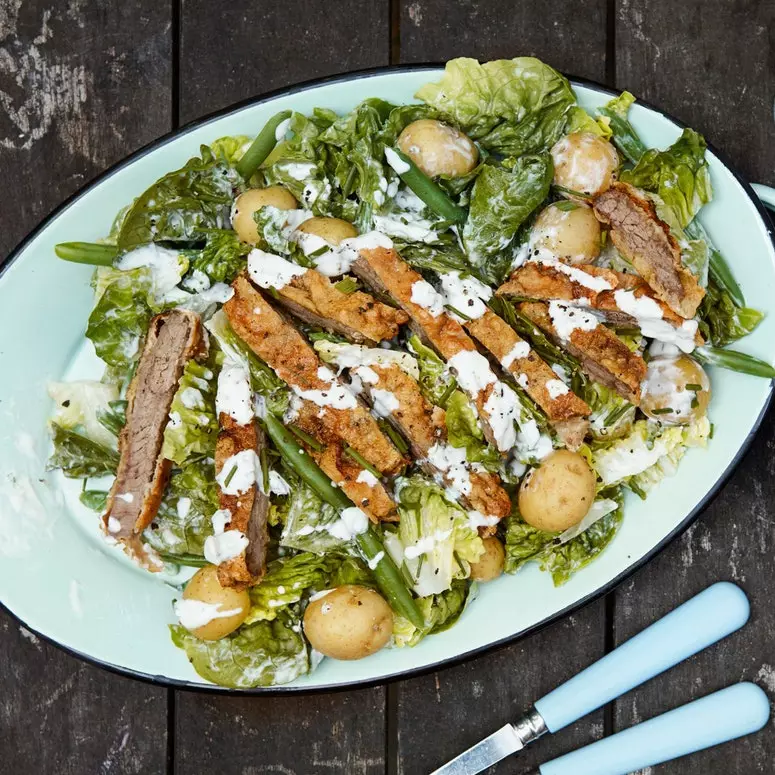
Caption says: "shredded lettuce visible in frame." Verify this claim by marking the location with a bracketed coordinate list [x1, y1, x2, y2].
[161, 358, 218, 466]
[416, 57, 576, 156]
[170, 609, 309, 688]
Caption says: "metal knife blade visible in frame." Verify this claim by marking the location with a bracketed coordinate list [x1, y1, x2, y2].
[429, 723, 523, 775]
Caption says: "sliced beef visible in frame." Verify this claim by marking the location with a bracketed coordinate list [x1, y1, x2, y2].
[519, 301, 647, 404]
[276, 269, 408, 343]
[593, 182, 704, 318]
[103, 309, 205, 568]
[214, 414, 270, 589]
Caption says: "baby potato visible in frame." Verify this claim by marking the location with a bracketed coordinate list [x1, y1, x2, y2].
[641, 355, 711, 425]
[297, 216, 357, 246]
[469, 536, 505, 582]
[531, 202, 602, 263]
[303, 585, 393, 660]
[397, 119, 478, 178]
[181, 565, 250, 641]
[519, 449, 597, 532]
[232, 186, 298, 244]
[550, 132, 619, 198]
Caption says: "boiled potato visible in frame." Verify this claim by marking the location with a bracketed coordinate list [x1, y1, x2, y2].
[397, 119, 478, 178]
[550, 132, 619, 198]
[232, 186, 298, 244]
[181, 565, 250, 641]
[531, 202, 602, 263]
[303, 585, 393, 660]
[641, 355, 710, 425]
[469, 536, 505, 582]
[297, 216, 357, 246]
[519, 449, 597, 532]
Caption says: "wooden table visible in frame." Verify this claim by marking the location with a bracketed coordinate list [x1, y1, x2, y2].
[1, 1, 773, 772]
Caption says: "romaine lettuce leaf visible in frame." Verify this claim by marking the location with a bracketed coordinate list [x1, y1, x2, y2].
[620, 128, 712, 230]
[444, 390, 502, 470]
[143, 460, 219, 556]
[392, 579, 473, 647]
[406, 335, 456, 408]
[567, 106, 612, 139]
[208, 135, 250, 164]
[47, 380, 119, 448]
[118, 145, 237, 250]
[161, 358, 218, 466]
[415, 57, 576, 156]
[170, 609, 309, 688]
[462, 155, 553, 283]
[47, 422, 119, 479]
[595, 91, 646, 165]
[698, 276, 764, 346]
[188, 229, 251, 284]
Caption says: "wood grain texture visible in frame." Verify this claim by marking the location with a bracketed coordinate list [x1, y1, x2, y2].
[0, 616, 168, 774]
[615, 0, 775, 185]
[178, 0, 390, 124]
[175, 689, 387, 775]
[393, 606, 606, 774]
[399, 0, 609, 82]
[0, 0, 172, 260]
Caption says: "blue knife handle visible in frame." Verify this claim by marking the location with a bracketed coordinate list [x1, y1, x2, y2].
[538, 683, 769, 775]
[534, 582, 749, 732]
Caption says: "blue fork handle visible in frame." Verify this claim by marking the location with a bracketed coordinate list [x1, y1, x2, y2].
[752, 183, 775, 211]
[538, 683, 770, 775]
[534, 582, 749, 732]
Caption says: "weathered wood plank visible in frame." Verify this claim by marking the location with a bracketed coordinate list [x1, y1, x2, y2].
[0, 0, 173, 260]
[178, 0, 391, 124]
[615, 0, 775, 185]
[173, 6, 391, 773]
[614, 3, 775, 772]
[175, 689, 387, 775]
[0, 2, 172, 772]
[394, 607, 606, 774]
[399, 0, 609, 82]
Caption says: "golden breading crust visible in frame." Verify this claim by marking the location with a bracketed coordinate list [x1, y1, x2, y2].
[519, 301, 647, 405]
[593, 182, 705, 318]
[225, 275, 405, 476]
[103, 309, 205, 570]
[276, 268, 409, 344]
[214, 414, 270, 590]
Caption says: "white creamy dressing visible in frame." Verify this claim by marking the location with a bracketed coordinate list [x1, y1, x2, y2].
[356, 469, 380, 487]
[642, 358, 696, 421]
[283, 161, 317, 180]
[373, 214, 438, 243]
[467, 510, 501, 529]
[274, 117, 291, 141]
[551, 363, 570, 383]
[515, 373, 529, 389]
[267, 471, 291, 496]
[179, 387, 204, 410]
[327, 506, 370, 541]
[515, 419, 554, 461]
[548, 300, 599, 341]
[597, 432, 671, 486]
[116, 492, 134, 504]
[614, 289, 697, 353]
[546, 379, 570, 399]
[385, 147, 410, 174]
[367, 551, 385, 570]
[293, 230, 393, 278]
[371, 389, 400, 418]
[291, 366, 358, 410]
[447, 350, 497, 394]
[116, 243, 187, 303]
[439, 271, 492, 320]
[410, 280, 446, 317]
[174, 599, 243, 630]
[176, 497, 191, 520]
[204, 529, 249, 565]
[501, 340, 531, 369]
[107, 516, 122, 534]
[314, 341, 420, 380]
[394, 187, 426, 212]
[427, 443, 472, 497]
[216, 360, 253, 425]
[247, 249, 307, 289]
[403, 529, 453, 560]
[482, 381, 521, 451]
[215, 449, 262, 495]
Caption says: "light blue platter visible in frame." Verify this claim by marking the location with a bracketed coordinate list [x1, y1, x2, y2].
[1, 66, 773, 692]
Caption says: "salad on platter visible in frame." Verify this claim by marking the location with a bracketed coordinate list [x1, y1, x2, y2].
[47, 57, 773, 688]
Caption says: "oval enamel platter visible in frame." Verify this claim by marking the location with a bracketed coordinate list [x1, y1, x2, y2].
[1, 65, 773, 693]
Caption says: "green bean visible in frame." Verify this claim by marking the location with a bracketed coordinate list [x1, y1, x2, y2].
[235, 110, 293, 180]
[685, 219, 745, 307]
[343, 445, 382, 479]
[155, 551, 209, 568]
[55, 242, 118, 266]
[694, 346, 775, 379]
[596, 108, 647, 165]
[386, 147, 467, 224]
[264, 413, 424, 627]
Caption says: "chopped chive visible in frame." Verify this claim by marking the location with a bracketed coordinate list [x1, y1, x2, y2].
[334, 276, 360, 295]
[628, 480, 648, 500]
[691, 396, 699, 409]
[709, 423, 715, 439]
[553, 184, 589, 199]
[453, 550, 466, 575]
[444, 303, 472, 321]
[308, 245, 331, 258]
[287, 424, 324, 452]
[604, 402, 632, 426]
[400, 561, 416, 588]
[685, 383, 703, 391]
[437, 378, 458, 407]
[223, 464, 238, 488]
[378, 419, 409, 455]
[651, 407, 674, 415]
[267, 286, 280, 300]
[343, 445, 382, 479]
[552, 200, 579, 212]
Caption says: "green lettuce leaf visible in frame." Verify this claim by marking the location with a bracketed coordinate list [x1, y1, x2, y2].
[86, 266, 153, 379]
[47, 380, 119, 448]
[583, 381, 636, 442]
[161, 358, 218, 466]
[595, 91, 646, 165]
[170, 609, 309, 688]
[698, 277, 764, 346]
[188, 229, 251, 284]
[47, 422, 119, 479]
[462, 155, 553, 282]
[406, 335, 456, 408]
[143, 460, 219, 556]
[567, 106, 612, 138]
[118, 145, 237, 250]
[445, 390, 501, 470]
[620, 128, 712, 229]
[415, 57, 576, 156]
[392, 579, 473, 647]
[208, 135, 250, 164]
